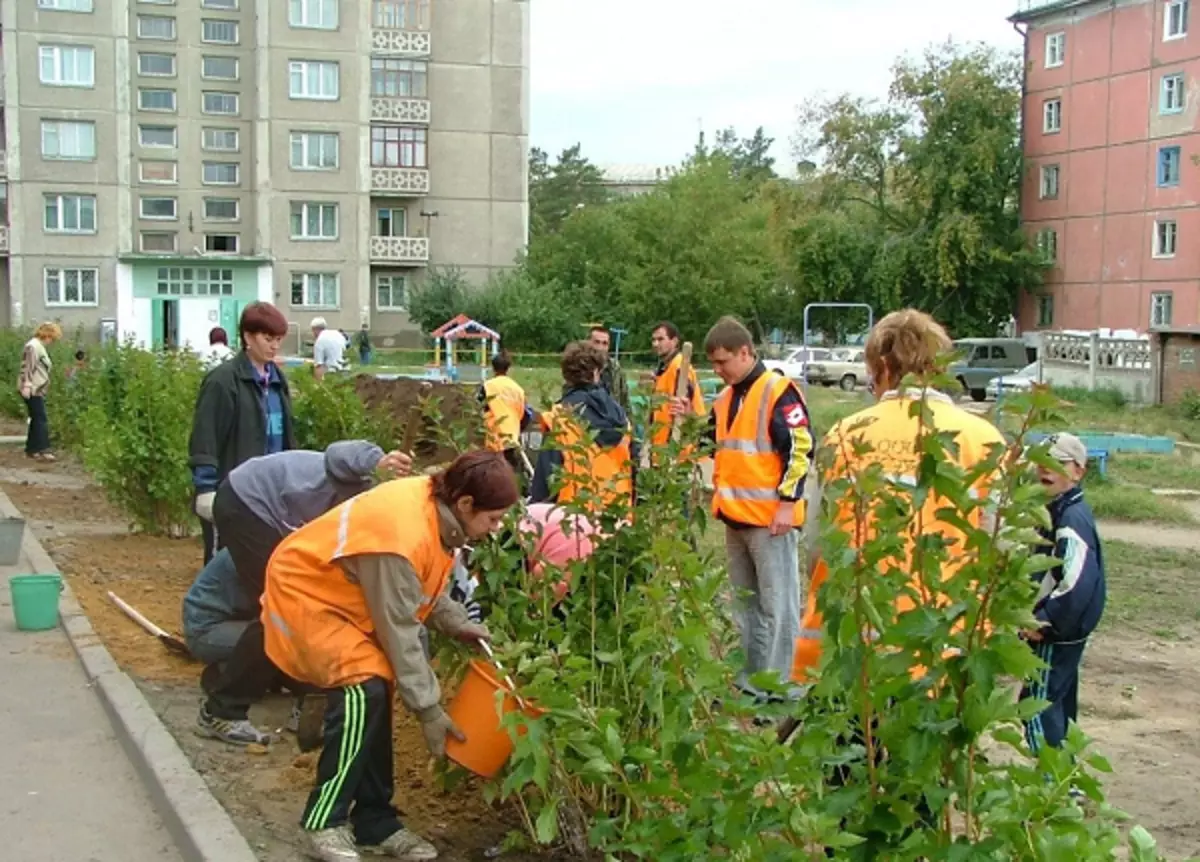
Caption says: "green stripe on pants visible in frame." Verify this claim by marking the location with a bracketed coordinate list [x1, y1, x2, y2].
[305, 685, 365, 831]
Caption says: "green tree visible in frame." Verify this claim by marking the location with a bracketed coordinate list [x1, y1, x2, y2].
[529, 145, 610, 239]
[713, 125, 778, 186]
[405, 266, 470, 334]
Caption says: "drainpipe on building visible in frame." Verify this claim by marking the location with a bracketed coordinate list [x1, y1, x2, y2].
[1013, 19, 1030, 332]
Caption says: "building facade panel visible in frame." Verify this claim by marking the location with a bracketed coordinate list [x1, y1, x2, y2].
[1065, 147, 1106, 215]
[1098, 211, 1146, 282]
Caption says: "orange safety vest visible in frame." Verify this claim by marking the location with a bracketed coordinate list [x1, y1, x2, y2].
[650, 352, 705, 448]
[262, 477, 456, 690]
[541, 405, 633, 514]
[711, 371, 807, 528]
[482, 374, 526, 451]
[790, 393, 1006, 684]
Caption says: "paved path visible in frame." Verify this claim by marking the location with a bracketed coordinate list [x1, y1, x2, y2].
[1098, 520, 1200, 551]
[0, 554, 183, 861]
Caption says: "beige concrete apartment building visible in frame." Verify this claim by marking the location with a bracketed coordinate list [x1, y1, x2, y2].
[0, 0, 529, 350]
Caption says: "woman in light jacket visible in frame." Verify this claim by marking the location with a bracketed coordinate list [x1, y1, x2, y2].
[18, 322, 63, 462]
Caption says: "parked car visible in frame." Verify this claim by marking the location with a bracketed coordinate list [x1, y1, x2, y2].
[806, 348, 868, 391]
[984, 361, 1042, 400]
[763, 347, 832, 380]
[949, 338, 1035, 402]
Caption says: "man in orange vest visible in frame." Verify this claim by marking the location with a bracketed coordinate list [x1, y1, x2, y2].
[649, 321, 705, 455]
[680, 316, 814, 698]
[478, 350, 530, 477]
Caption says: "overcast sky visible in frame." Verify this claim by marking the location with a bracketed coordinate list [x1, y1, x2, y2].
[529, 0, 1025, 171]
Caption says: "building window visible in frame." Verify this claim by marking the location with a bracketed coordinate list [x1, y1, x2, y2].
[38, 0, 95, 10]
[1151, 292, 1174, 327]
[1161, 73, 1186, 114]
[372, 0, 430, 30]
[1039, 164, 1060, 200]
[138, 160, 178, 184]
[1154, 219, 1179, 257]
[41, 120, 96, 160]
[138, 0, 177, 5]
[289, 61, 340, 100]
[289, 132, 339, 170]
[370, 125, 427, 167]
[1043, 98, 1062, 134]
[1166, 0, 1189, 40]
[1036, 295, 1054, 328]
[138, 88, 177, 112]
[1158, 146, 1183, 187]
[205, 234, 240, 253]
[202, 91, 240, 115]
[138, 52, 176, 77]
[1036, 228, 1058, 262]
[290, 202, 339, 240]
[44, 194, 97, 233]
[376, 207, 407, 237]
[140, 231, 178, 253]
[156, 267, 235, 296]
[201, 19, 239, 44]
[291, 272, 340, 308]
[44, 267, 98, 307]
[370, 58, 428, 98]
[139, 124, 177, 148]
[1045, 32, 1065, 68]
[140, 196, 177, 220]
[201, 56, 239, 80]
[203, 162, 240, 185]
[289, 0, 338, 29]
[136, 15, 176, 40]
[38, 45, 95, 87]
[202, 127, 240, 152]
[202, 0, 238, 8]
[375, 274, 407, 310]
[204, 198, 240, 221]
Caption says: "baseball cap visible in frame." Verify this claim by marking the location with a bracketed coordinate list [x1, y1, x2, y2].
[1046, 432, 1087, 467]
[310, 316, 327, 329]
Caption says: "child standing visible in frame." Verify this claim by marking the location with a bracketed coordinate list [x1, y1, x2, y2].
[1023, 433, 1107, 754]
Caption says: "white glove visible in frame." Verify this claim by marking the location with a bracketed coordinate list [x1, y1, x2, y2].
[194, 491, 216, 522]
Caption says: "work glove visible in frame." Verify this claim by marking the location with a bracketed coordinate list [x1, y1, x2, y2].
[194, 491, 216, 522]
[418, 706, 465, 758]
[450, 621, 491, 645]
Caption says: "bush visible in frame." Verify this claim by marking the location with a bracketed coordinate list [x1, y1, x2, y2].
[1175, 389, 1200, 422]
[289, 370, 399, 452]
[1053, 385, 1128, 409]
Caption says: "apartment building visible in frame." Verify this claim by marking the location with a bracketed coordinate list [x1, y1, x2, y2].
[0, 0, 530, 350]
[1014, 0, 1197, 333]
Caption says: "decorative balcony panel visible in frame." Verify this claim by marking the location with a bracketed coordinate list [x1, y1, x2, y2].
[370, 97, 431, 124]
[0, 226, 9, 254]
[369, 235, 429, 264]
[370, 29, 431, 57]
[370, 167, 430, 196]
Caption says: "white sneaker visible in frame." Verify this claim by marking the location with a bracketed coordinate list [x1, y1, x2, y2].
[359, 827, 438, 860]
[305, 825, 361, 861]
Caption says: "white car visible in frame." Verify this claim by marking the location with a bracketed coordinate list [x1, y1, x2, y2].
[984, 361, 1042, 399]
[763, 347, 832, 381]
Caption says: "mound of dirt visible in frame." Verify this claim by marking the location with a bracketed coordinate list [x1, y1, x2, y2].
[354, 375, 482, 462]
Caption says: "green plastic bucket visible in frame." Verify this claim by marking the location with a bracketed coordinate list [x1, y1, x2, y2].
[9, 574, 63, 632]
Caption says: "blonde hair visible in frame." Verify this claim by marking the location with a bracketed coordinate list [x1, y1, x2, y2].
[34, 322, 63, 342]
[864, 309, 951, 389]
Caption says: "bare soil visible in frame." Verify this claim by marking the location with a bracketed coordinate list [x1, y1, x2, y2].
[355, 375, 481, 462]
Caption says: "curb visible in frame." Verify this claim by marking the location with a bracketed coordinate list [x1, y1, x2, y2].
[0, 491, 259, 862]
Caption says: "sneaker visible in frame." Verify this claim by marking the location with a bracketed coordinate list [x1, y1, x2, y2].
[195, 705, 273, 746]
[286, 697, 304, 734]
[359, 827, 438, 860]
[304, 825, 361, 861]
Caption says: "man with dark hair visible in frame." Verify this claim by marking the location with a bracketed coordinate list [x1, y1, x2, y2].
[649, 321, 704, 456]
[478, 350, 531, 480]
[587, 326, 631, 415]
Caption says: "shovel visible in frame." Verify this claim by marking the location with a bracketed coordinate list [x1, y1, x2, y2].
[107, 591, 191, 658]
[476, 638, 528, 709]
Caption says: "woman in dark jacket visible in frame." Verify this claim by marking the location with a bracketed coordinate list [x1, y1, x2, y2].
[189, 302, 296, 563]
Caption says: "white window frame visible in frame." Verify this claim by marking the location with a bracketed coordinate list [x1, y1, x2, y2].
[44, 267, 99, 307]
[38, 0, 95, 11]
[138, 52, 176, 77]
[1151, 292, 1174, 327]
[204, 233, 241, 254]
[1043, 98, 1062, 134]
[290, 202, 339, 240]
[138, 87, 177, 112]
[1036, 228, 1058, 262]
[201, 0, 238, 8]
[289, 0, 339, 29]
[1161, 73, 1186, 114]
[290, 272, 340, 309]
[289, 131, 339, 170]
[139, 196, 178, 220]
[140, 231, 179, 253]
[375, 273, 408, 311]
[202, 91, 240, 115]
[1039, 164, 1060, 200]
[288, 60, 340, 100]
[201, 56, 240, 81]
[202, 127, 240, 152]
[201, 19, 240, 44]
[1153, 219, 1179, 258]
[202, 162, 240, 185]
[1166, 0, 1190, 40]
[203, 198, 241, 221]
[1045, 32, 1065, 68]
[44, 194, 97, 234]
[136, 14, 177, 40]
[38, 45, 95, 87]
[40, 120, 97, 161]
[139, 124, 177, 148]
[138, 160, 178, 184]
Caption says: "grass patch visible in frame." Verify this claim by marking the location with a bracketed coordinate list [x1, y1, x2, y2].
[1109, 454, 1200, 492]
[1083, 479, 1196, 524]
[1100, 540, 1199, 637]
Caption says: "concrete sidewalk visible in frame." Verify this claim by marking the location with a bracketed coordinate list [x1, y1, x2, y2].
[1, 551, 183, 861]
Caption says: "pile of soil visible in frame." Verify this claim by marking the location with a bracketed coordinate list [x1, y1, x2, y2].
[355, 376, 482, 462]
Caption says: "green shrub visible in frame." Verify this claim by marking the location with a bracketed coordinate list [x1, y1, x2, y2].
[290, 370, 398, 452]
[1175, 389, 1200, 422]
[1053, 385, 1128, 409]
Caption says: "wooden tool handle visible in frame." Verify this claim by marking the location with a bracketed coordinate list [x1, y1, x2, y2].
[108, 591, 168, 638]
[671, 342, 694, 442]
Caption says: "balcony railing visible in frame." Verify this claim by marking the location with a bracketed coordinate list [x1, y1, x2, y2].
[370, 166, 430, 196]
[369, 235, 429, 264]
[371, 0, 431, 56]
[370, 97, 431, 124]
[0, 225, 9, 254]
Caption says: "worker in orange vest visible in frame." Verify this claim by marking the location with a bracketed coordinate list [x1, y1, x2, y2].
[674, 315, 814, 699]
[531, 341, 634, 518]
[648, 321, 705, 455]
[478, 350, 531, 478]
[260, 451, 519, 862]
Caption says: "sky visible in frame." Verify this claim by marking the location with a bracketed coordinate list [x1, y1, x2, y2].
[530, 0, 1026, 172]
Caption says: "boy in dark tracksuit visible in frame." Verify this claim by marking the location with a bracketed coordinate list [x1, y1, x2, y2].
[1022, 433, 1107, 753]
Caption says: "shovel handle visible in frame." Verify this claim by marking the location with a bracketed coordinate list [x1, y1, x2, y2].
[476, 638, 525, 707]
[107, 591, 168, 639]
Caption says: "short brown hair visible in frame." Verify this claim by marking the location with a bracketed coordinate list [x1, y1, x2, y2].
[561, 341, 606, 388]
[432, 450, 520, 511]
[864, 309, 952, 387]
[209, 327, 228, 346]
[34, 322, 63, 342]
[239, 302, 289, 346]
[704, 316, 754, 356]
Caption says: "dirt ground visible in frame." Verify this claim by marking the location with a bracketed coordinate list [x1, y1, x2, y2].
[355, 376, 481, 462]
[3, 440, 1199, 859]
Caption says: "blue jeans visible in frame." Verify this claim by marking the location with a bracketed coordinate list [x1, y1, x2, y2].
[182, 547, 257, 664]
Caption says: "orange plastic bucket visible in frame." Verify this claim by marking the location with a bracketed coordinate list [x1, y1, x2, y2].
[445, 659, 541, 778]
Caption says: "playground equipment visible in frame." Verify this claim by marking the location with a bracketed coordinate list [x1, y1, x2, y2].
[430, 314, 501, 383]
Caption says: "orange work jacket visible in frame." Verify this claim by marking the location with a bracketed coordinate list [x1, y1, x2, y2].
[482, 374, 526, 451]
[650, 352, 705, 448]
[262, 476, 455, 689]
[541, 405, 633, 515]
[712, 371, 806, 528]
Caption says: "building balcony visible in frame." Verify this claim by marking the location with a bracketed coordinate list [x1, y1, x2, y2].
[370, 166, 430, 196]
[0, 150, 7, 177]
[370, 97, 430, 125]
[369, 235, 429, 264]
[371, 0, 431, 56]
[0, 225, 9, 255]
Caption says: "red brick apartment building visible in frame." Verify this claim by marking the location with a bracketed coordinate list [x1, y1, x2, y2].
[1014, 0, 1199, 333]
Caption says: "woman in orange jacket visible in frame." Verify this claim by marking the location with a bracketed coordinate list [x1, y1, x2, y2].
[261, 450, 520, 862]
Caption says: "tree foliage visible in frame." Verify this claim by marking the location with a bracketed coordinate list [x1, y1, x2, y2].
[529, 145, 610, 240]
